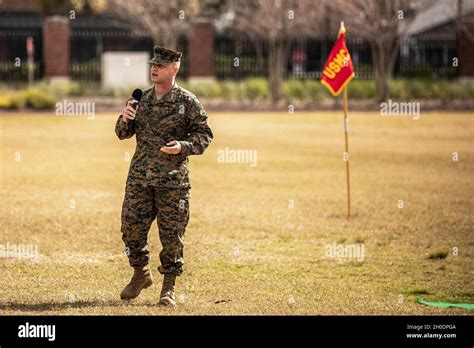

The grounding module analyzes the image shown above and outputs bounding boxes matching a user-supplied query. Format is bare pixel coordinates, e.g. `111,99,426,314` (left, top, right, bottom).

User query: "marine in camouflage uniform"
115,46,213,305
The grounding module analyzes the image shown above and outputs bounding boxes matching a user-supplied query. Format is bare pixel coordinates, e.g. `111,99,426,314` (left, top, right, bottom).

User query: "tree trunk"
268,39,288,104
253,39,265,74
371,37,400,103
154,31,178,50
164,37,178,51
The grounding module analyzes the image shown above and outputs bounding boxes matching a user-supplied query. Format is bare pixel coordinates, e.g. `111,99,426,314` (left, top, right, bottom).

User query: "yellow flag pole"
343,86,351,219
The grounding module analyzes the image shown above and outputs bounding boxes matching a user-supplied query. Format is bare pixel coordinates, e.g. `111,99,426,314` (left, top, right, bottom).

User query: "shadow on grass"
0,299,158,312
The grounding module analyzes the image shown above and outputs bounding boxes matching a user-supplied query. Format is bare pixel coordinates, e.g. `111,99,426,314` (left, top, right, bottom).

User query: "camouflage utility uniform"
115,83,213,276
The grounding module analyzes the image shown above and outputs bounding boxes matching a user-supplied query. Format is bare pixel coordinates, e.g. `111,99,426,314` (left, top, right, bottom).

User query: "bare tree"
229,0,324,103
329,0,428,102
456,0,474,44
109,0,201,49
37,0,107,15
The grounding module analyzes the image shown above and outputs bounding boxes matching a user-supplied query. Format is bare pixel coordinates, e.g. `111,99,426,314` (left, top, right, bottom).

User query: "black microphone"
130,89,143,111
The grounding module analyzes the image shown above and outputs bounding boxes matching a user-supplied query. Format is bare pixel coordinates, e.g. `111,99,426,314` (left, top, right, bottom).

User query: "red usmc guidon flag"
320,24,355,96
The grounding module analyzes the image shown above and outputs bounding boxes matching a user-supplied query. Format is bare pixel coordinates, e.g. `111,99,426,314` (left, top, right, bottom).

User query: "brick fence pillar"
43,16,70,82
458,23,474,78
188,19,215,82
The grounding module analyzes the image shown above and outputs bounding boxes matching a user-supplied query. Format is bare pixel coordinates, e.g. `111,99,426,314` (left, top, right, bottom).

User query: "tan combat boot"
120,265,153,300
158,274,176,306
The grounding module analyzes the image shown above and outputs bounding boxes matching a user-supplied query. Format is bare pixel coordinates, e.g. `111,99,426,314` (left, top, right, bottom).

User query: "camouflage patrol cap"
148,45,182,65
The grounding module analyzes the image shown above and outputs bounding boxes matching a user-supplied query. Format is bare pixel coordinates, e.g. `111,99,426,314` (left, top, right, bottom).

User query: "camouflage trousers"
121,183,190,276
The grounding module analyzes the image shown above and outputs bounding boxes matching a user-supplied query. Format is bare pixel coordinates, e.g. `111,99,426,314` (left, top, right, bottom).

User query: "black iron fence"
397,38,458,78
0,27,43,83
214,34,458,80
69,23,189,82
0,21,459,83
214,35,267,79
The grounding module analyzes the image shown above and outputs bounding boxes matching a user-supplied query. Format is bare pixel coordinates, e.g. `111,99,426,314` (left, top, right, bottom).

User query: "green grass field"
0,111,472,315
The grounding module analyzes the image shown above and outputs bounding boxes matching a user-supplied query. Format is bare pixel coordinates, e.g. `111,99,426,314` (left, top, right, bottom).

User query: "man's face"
150,62,176,84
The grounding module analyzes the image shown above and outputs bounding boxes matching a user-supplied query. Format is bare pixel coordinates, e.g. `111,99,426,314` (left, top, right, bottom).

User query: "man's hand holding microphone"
122,88,181,154
122,99,138,123
122,89,142,123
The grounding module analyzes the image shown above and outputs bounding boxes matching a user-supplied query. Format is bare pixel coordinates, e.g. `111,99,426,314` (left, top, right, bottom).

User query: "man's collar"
147,82,179,103
162,81,179,102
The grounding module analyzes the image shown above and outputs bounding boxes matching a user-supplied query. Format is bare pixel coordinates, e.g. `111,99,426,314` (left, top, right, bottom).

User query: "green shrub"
304,80,325,100
444,82,471,99
388,79,474,100
205,82,223,98
429,80,448,100
109,84,150,99
347,80,375,98
219,81,234,98
63,82,87,96
0,90,24,109
283,79,306,99
235,82,248,100
389,79,409,99
0,94,13,109
21,87,55,109
407,80,431,99
463,80,474,98
220,81,245,99
187,81,222,98
2,78,471,106
176,79,190,91
185,82,205,97
245,78,268,100
110,86,127,98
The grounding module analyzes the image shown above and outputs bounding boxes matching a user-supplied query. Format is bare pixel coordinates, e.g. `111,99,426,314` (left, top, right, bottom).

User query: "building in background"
0,0,473,83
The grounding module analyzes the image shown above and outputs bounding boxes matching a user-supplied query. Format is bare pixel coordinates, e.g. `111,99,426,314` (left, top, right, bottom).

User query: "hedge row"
178,78,474,100
1,78,473,110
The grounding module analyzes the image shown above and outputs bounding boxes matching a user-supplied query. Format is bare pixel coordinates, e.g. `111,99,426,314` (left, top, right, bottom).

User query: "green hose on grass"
417,298,474,309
